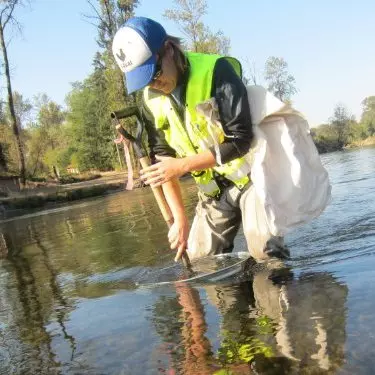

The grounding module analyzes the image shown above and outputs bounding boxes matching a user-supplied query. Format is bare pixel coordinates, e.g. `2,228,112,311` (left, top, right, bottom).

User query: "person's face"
148,42,178,94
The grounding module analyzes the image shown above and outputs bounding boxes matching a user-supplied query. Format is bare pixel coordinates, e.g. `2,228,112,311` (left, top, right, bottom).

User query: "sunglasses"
152,58,163,81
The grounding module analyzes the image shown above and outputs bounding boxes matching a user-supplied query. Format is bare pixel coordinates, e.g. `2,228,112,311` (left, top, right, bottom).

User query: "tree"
0,123,17,172
346,121,368,143
360,96,375,136
0,92,31,174
35,94,65,148
329,103,354,148
243,58,260,86
87,0,139,50
264,56,297,102
66,76,117,171
36,95,66,177
10,91,32,129
23,95,67,178
82,0,140,173
85,0,138,98
164,0,230,54
0,0,29,185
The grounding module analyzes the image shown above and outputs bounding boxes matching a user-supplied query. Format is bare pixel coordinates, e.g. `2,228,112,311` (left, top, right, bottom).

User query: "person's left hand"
140,155,186,187
167,217,189,261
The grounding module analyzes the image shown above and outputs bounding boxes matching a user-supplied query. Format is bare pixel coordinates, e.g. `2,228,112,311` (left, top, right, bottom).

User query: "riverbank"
345,136,375,148
0,172,136,219
1,138,374,220
315,136,375,153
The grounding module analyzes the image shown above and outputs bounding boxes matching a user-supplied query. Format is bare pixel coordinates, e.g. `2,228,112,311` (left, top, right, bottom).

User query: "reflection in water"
0,226,76,375
150,267,348,374
0,233,8,258
27,223,76,360
3,232,58,374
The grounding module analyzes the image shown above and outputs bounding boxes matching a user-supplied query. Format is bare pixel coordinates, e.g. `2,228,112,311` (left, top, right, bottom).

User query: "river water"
1,147,375,374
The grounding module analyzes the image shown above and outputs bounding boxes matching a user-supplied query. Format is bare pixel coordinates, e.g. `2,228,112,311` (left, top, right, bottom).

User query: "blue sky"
6,0,375,127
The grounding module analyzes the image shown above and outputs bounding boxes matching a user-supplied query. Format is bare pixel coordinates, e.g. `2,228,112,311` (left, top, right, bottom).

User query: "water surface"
1,147,375,374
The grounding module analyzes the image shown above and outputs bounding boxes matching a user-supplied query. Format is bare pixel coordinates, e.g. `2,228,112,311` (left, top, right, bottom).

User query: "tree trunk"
0,23,26,187
0,143,7,172
52,165,60,181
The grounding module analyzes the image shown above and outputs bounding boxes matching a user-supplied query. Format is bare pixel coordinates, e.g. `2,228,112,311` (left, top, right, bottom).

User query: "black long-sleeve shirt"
141,57,254,165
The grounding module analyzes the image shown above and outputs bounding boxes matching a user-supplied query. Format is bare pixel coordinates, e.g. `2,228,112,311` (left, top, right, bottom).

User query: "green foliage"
66,71,118,171
57,146,77,170
24,95,67,177
361,96,375,136
213,370,235,375
217,335,273,364
164,0,231,54
43,148,60,170
264,57,297,102
346,120,368,143
0,92,32,175
25,126,48,177
311,124,340,153
0,123,19,173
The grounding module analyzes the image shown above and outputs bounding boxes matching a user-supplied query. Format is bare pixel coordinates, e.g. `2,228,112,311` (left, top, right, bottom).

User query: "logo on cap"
112,25,154,73
116,48,133,70
116,49,126,62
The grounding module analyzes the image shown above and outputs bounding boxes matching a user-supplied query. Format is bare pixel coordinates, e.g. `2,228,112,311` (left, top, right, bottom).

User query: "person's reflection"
258,268,347,372
175,283,213,374
151,266,348,374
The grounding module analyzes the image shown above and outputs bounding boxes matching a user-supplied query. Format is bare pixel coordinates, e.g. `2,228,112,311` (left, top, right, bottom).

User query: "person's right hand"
168,217,189,262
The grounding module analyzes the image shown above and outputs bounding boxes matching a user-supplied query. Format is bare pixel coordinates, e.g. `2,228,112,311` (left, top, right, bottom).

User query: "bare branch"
82,16,101,29
0,3,10,24
85,0,105,26
3,0,19,30
103,0,115,38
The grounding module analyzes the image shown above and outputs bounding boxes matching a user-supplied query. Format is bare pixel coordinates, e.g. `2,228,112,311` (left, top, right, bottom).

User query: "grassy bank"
0,172,133,219
0,183,122,210
313,136,375,153
345,136,375,148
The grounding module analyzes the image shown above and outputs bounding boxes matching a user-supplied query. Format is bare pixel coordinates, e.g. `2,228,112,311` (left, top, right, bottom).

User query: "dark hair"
160,35,187,75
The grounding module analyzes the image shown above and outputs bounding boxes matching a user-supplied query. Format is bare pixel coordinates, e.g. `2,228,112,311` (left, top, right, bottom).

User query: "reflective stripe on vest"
144,52,251,197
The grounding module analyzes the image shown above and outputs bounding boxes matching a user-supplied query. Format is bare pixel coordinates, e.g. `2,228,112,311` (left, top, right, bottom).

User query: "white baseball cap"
112,17,167,94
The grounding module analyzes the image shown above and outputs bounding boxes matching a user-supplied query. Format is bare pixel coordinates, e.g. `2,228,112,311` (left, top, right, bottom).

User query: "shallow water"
1,147,375,374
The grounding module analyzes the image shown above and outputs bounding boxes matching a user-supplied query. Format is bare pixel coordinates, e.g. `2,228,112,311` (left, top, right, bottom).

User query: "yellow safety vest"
144,52,251,197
